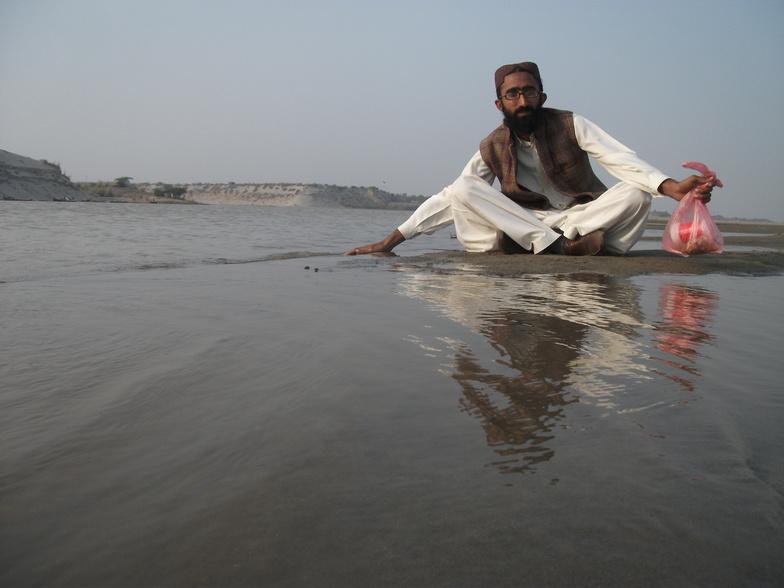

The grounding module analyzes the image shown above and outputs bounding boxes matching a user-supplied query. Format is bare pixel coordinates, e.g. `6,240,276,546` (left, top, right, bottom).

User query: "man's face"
494,71,547,136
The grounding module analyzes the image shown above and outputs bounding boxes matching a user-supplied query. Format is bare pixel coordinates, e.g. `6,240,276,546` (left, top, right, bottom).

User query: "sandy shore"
370,221,784,278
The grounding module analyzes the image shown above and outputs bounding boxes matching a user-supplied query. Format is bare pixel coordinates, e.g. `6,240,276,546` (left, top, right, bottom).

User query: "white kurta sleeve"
573,114,670,197
398,151,496,239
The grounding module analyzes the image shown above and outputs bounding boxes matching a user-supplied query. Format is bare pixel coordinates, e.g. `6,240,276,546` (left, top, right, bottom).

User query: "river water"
1,201,782,586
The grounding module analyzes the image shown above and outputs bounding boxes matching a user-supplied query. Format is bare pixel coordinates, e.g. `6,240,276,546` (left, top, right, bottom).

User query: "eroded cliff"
0,150,91,201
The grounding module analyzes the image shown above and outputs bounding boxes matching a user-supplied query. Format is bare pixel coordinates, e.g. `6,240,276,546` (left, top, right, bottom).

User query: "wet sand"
374,221,784,278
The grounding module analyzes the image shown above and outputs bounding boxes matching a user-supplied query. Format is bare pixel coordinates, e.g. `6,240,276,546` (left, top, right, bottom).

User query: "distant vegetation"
152,184,188,199
76,180,189,203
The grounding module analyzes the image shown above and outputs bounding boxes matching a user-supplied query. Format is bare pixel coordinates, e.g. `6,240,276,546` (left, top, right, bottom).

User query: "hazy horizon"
1,0,782,221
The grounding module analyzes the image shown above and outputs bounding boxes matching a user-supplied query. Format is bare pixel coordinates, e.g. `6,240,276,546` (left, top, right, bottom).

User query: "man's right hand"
345,229,406,256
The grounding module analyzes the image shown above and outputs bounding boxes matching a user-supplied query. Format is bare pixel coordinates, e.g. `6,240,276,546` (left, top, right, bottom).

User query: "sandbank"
363,221,784,278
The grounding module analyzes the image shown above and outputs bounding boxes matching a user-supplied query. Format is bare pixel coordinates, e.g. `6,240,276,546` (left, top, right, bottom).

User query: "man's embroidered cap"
494,62,542,93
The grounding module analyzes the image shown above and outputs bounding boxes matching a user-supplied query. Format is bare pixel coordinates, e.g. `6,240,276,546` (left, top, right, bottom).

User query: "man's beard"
503,105,543,136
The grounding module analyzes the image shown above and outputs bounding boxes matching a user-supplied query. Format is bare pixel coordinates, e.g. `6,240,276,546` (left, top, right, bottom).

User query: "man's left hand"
658,175,718,203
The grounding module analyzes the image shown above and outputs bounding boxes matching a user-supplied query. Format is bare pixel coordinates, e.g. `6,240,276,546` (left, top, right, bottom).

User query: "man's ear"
495,98,503,112
539,92,547,107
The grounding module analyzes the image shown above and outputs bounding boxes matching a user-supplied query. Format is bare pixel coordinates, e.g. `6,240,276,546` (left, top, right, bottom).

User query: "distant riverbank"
73,182,426,209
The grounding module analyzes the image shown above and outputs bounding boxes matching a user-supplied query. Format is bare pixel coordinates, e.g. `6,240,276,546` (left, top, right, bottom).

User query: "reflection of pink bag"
662,162,724,256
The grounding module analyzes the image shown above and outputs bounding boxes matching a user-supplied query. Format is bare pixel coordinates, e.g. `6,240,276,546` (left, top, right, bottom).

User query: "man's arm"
345,151,494,256
345,229,406,256
574,115,719,203
573,115,669,195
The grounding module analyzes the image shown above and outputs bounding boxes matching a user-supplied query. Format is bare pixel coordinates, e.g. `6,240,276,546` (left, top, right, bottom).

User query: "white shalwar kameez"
398,114,670,255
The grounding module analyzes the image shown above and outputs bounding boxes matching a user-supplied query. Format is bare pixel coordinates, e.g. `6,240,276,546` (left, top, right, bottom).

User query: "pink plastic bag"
662,162,724,256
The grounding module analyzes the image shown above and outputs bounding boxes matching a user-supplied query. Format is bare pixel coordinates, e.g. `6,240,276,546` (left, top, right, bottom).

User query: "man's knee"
601,183,652,214
629,189,652,212
449,175,490,206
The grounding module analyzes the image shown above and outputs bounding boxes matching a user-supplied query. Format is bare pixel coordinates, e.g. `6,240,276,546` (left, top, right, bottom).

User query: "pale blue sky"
1,0,782,220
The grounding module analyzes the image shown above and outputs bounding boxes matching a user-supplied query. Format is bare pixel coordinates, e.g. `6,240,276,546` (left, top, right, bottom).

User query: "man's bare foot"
545,230,605,256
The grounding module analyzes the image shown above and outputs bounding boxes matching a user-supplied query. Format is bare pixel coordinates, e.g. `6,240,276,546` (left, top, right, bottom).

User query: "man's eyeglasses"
500,88,540,100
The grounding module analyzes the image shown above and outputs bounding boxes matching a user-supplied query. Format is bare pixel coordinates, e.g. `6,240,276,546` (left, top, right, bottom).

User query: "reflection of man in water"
348,61,717,257
453,309,585,474
399,272,649,474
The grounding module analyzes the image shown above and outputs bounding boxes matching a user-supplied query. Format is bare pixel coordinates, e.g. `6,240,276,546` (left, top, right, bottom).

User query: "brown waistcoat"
479,108,607,210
